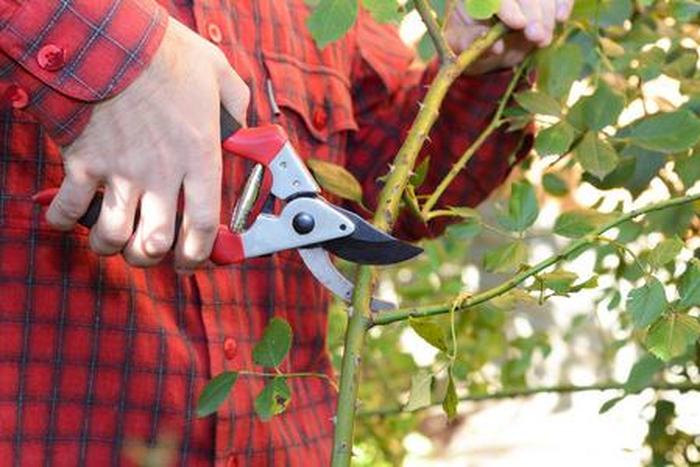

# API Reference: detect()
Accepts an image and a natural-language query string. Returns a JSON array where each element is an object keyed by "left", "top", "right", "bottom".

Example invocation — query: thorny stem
[
  {"left": 372, "top": 191, "right": 700, "bottom": 326},
  {"left": 414, "top": 0, "right": 456, "bottom": 64},
  {"left": 331, "top": 24, "right": 507, "bottom": 467},
  {"left": 357, "top": 381, "right": 700, "bottom": 418},
  {"left": 421, "top": 59, "right": 527, "bottom": 216}
]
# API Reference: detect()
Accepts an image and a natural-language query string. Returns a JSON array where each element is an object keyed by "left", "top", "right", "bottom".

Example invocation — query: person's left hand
[{"left": 445, "top": 0, "right": 574, "bottom": 75}]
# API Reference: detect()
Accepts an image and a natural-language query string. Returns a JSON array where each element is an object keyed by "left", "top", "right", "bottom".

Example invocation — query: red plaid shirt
[{"left": 0, "top": 1, "right": 526, "bottom": 465}]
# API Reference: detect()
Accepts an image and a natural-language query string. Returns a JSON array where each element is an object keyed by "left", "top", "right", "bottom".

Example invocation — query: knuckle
[
  {"left": 51, "top": 197, "right": 84, "bottom": 221},
  {"left": 188, "top": 215, "right": 219, "bottom": 236}
]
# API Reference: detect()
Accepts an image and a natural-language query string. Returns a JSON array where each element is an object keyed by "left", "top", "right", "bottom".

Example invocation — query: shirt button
[
  {"left": 223, "top": 337, "right": 237, "bottom": 360},
  {"left": 207, "top": 23, "right": 223, "bottom": 44},
  {"left": 226, "top": 456, "right": 238, "bottom": 467},
  {"left": 37, "top": 44, "right": 66, "bottom": 71},
  {"left": 312, "top": 107, "right": 328, "bottom": 131},
  {"left": 5, "top": 85, "right": 29, "bottom": 109}
]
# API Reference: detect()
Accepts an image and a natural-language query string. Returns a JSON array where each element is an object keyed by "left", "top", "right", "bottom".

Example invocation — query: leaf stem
[
  {"left": 414, "top": 0, "right": 456, "bottom": 64},
  {"left": 357, "top": 381, "right": 700, "bottom": 418},
  {"left": 372, "top": 192, "right": 700, "bottom": 326},
  {"left": 237, "top": 370, "right": 339, "bottom": 392}
]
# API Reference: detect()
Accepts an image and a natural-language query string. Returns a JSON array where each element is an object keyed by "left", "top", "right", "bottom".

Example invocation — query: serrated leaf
[
  {"left": 539, "top": 270, "right": 578, "bottom": 294},
  {"left": 579, "top": 83, "right": 625, "bottom": 131},
  {"left": 620, "top": 110, "right": 700, "bottom": 153},
  {"left": 553, "top": 209, "right": 617, "bottom": 238},
  {"left": 624, "top": 354, "right": 664, "bottom": 393},
  {"left": 464, "top": 0, "right": 501, "bottom": 20},
  {"left": 483, "top": 240, "right": 528, "bottom": 273},
  {"left": 405, "top": 370, "right": 433, "bottom": 411},
  {"left": 252, "top": 318, "right": 293, "bottom": 368},
  {"left": 442, "top": 371, "right": 458, "bottom": 421},
  {"left": 679, "top": 259, "right": 700, "bottom": 308},
  {"left": 306, "top": 0, "right": 359, "bottom": 49},
  {"left": 627, "top": 278, "right": 668, "bottom": 329},
  {"left": 497, "top": 181, "right": 539, "bottom": 232},
  {"left": 514, "top": 91, "right": 561, "bottom": 117},
  {"left": 409, "top": 317, "right": 448, "bottom": 353},
  {"left": 647, "top": 237, "right": 683, "bottom": 269},
  {"left": 574, "top": 132, "right": 619, "bottom": 180},
  {"left": 254, "top": 377, "right": 291, "bottom": 421},
  {"left": 196, "top": 372, "right": 239, "bottom": 417},
  {"left": 535, "top": 121, "right": 576, "bottom": 157},
  {"left": 307, "top": 159, "right": 364, "bottom": 205},
  {"left": 646, "top": 314, "right": 700, "bottom": 361},
  {"left": 536, "top": 43, "right": 584, "bottom": 100},
  {"left": 542, "top": 173, "right": 569, "bottom": 197},
  {"left": 361, "top": 0, "right": 401, "bottom": 23}
]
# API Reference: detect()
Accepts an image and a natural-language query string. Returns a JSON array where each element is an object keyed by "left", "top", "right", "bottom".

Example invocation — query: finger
[
  {"left": 519, "top": 0, "right": 546, "bottom": 45},
  {"left": 539, "top": 0, "right": 557, "bottom": 46},
  {"left": 218, "top": 63, "right": 250, "bottom": 128},
  {"left": 498, "top": 0, "right": 528, "bottom": 29},
  {"left": 555, "top": 0, "right": 574, "bottom": 22},
  {"left": 123, "top": 186, "right": 178, "bottom": 267},
  {"left": 175, "top": 151, "right": 222, "bottom": 270},
  {"left": 46, "top": 168, "right": 100, "bottom": 231},
  {"left": 491, "top": 39, "right": 505, "bottom": 55},
  {"left": 89, "top": 178, "right": 140, "bottom": 255}
]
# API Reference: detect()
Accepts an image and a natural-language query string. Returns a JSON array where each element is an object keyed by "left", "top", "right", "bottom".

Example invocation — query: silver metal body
[
  {"left": 230, "top": 163, "right": 264, "bottom": 232},
  {"left": 269, "top": 142, "right": 320, "bottom": 200}
]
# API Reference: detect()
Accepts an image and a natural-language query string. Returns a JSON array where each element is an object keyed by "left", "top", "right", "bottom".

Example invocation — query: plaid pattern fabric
[{"left": 0, "top": 1, "right": 527, "bottom": 465}]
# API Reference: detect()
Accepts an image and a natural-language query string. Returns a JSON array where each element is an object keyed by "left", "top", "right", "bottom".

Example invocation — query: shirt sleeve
[
  {"left": 0, "top": 0, "right": 167, "bottom": 146},
  {"left": 346, "top": 11, "right": 531, "bottom": 241}
]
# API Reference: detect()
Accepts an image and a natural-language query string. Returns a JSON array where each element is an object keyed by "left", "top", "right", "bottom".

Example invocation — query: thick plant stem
[
  {"left": 358, "top": 381, "right": 700, "bottom": 418},
  {"left": 373, "top": 191, "right": 700, "bottom": 326},
  {"left": 330, "top": 24, "right": 507, "bottom": 467}
]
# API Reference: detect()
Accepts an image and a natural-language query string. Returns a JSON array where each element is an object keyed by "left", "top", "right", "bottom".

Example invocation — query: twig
[
  {"left": 414, "top": 0, "right": 456, "bottom": 64},
  {"left": 237, "top": 370, "right": 339, "bottom": 392},
  {"left": 331, "top": 23, "right": 508, "bottom": 467},
  {"left": 372, "top": 191, "right": 700, "bottom": 326},
  {"left": 357, "top": 381, "right": 700, "bottom": 418}
]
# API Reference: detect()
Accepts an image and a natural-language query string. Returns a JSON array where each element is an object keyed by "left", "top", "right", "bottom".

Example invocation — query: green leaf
[
  {"left": 409, "top": 317, "right": 449, "bottom": 353},
  {"left": 464, "top": 0, "right": 501, "bottom": 20},
  {"left": 483, "top": 240, "right": 528, "bottom": 273},
  {"left": 410, "top": 156, "right": 431, "bottom": 188},
  {"left": 535, "top": 121, "right": 576, "bottom": 157},
  {"left": 579, "top": 83, "right": 625, "bottom": 131},
  {"left": 620, "top": 110, "right": 700, "bottom": 153},
  {"left": 571, "top": 0, "right": 633, "bottom": 27},
  {"left": 624, "top": 354, "right": 664, "bottom": 394},
  {"left": 405, "top": 370, "right": 433, "bottom": 411},
  {"left": 536, "top": 43, "right": 584, "bottom": 100},
  {"left": 307, "top": 159, "right": 364, "bottom": 205},
  {"left": 679, "top": 259, "right": 700, "bottom": 308},
  {"left": 306, "top": 0, "right": 359, "bottom": 49},
  {"left": 599, "top": 396, "right": 625, "bottom": 414},
  {"left": 497, "top": 181, "right": 539, "bottom": 232},
  {"left": 442, "top": 370, "right": 458, "bottom": 421},
  {"left": 252, "top": 318, "right": 293, "bottom": 368},
  {"left": 627, "top": 278, "right": 668, "bottom": 329},
  {"left": 553, "top": 209, "right": 617, "bottom": 238},
  {"left": 539, "top": 269, "right": 579, "bottom": 294},
  {"left": 646, "top": 314, "right": 700, "bottom": 362},
  {"left": 647, "top": 237, "right": 683, "bottom": 269},
  {"left": 254, "top": 377, "right": 291, "bottom": 421},
  {"left": 514, "top": 91, "right": 561, "bottom": 117},
  {"left": 542, "top": 173, "right": 569, "bottom": 197},
  {"left": 196, "top": 371, "right": 239, "bottom": 417},
  {"left": 361, "top": 0, "right": 401, "bottom": 23},
  {"left": 574, "top": 132, "right": 619, "bottom": 180},
  {"left": 676, "top": 153, "right": 700, "bottom": 189}
]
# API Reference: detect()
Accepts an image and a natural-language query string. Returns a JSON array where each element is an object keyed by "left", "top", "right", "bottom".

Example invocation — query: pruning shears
[{"left": 34, "top": 109, "right": 422, "bottom": 311}]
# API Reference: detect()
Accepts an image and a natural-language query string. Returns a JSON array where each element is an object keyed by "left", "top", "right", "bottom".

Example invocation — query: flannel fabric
[{"left": 0, "top": 1, "right": 527, "bottom": 465}]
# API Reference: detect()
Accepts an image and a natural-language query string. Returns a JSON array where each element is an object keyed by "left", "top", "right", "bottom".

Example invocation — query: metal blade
[
  {"left": 298, "top": 247, "right": 395, "bottom": 312},
  {"left": 320, "top": 206, "right": 423, "bottom": 265}
]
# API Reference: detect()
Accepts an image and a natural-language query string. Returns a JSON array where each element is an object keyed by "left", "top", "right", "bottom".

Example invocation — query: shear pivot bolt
[{"left": 292, "top": 213, "right": 315, "bottom": 234}]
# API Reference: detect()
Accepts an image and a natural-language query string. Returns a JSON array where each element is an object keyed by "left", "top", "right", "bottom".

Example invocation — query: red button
[
  {"left": 5, "top": 85, "right": 29, "bottom": 109},
  {"left": 312, "top": 107, "right": 327, "bottom": 130},
  {"left": 207, "top": 23, "right": 223, "bottom": 44},
  {"left": 223, "top": 337, "right": 237, "bottom": 360},
  {"left": 226, "top": 456, "right": 238, "bottom": 467},
  {"left": 37, "top": 44, "right": 66, "bottom": 71}
]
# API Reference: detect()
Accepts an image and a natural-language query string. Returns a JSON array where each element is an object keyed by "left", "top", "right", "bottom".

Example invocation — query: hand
[
  {"left": 445, "top": 0, "right": 574, "bottom": 74},
  {"left": 45, "top": 18, "right": 250, "bottom": 271}
]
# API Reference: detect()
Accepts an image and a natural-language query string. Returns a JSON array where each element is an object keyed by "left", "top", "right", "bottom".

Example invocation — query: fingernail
[
  {"left": 557, "top": 4, "right": 569, "bottom": 20},
  {"left": 144, "top": 235, "right": 169, "bottom": 257}
]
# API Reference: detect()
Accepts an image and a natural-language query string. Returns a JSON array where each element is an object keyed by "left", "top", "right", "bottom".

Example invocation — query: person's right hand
[{"left": 45, "top": 18, "right": 250, "bottom": 272}]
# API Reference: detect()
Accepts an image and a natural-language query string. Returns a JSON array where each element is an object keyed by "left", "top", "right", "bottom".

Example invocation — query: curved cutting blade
[
  {"left": 320, "top": 206, "right": 423, "bottom": 265},
  {"left": 298, "top": 247, "right": 395, "bottom": 311}
]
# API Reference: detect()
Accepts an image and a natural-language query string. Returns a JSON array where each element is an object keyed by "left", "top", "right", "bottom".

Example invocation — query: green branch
[
  {"left": 331, "top": 24, "right": 508, "bottom": 467},
  {"left": 414, "top": 0, "right": 456, "bottom": 64},
  {"left": 373, "top": 191, "right": 700, "bottom": 326},
  {"left": 358, "top": 381, "right": 700, "bottom": 418}
]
